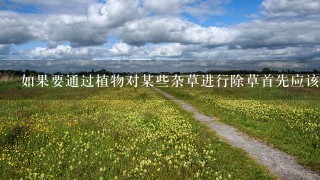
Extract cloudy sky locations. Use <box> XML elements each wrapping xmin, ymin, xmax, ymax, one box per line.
<box><xmin>0</xmin><ymin>0</ymin><xmax>320</xmax><ymax>63</ymax></box>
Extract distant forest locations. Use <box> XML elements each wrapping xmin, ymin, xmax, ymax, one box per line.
<box><xmin>0</xmin><ymin>68</ymin><xmax>319</xmax><ymax>76</ymax></box>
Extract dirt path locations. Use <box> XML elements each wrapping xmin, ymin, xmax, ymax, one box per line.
<box><xmin>153</xmin><ymin>87</ymin><xmax>320</xmax><ymax>180</ymax></box>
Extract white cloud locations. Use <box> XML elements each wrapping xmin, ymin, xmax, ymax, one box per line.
<box><xmin>261</xmin><ymin>0</ymin><xmax>320</xmax><ymax>18</ymax></box>
<box><xmin>27</xmin><ymin>42</ymin><xmax>320</xmax><ymax>61</ymax></box>
<box><xmin>42</xmin><ymin>15</ymin><xmax>109</xmax><ymax>47</ymax></box>
<box><xmin>143</xmin><ymin>0</ymin><xmax>192</xmax><ymax>14</ymax></box>
<box><xmin>88</xmin><ymin>0</ymin><xmax>145</xmax><ymax>28</ymax></box>
<box><xmin>149</xmin><ymin>43</ymin><xmax>184</xmax><ymax>57</ymax></box>
<box><xmin>232</xmin><ymin>19</ymin><xmax>320</xmax><ymax>49</ymax></box>
<box><xmin>0</xmin><ymin>0</ymin><xmax>149</xmax><ymax>47</ymax></box>
<box><xmin>190</xmin><ymin>45</ymin><xmax>320</xmax><ymax>60</ymax></box>
<box><xmin>109</xmin><ymin>43</ymin><xmax>135</xmax><ymax>55</ymax></box>
<box><xmin>1</xmin><ymin>0</ymin><xmax>320</xmax><ymax>61</ymax></box>
<box><xmin>0</xmin><ymin>11</ymin><xmax>107</xmax><ymax>47</ymax></box>
<box><xmin>143</xmin><ymin>0</ymin><xmax>226</xmax><ymax>18</ymax></box>
<box><xmin>0</xmin><ymin>12</ymin><xmax>35</xmax><ymax>44</ymax></box>
<box><xmin>118</xmin><ymin>17</ymin><xmax>237</xmax><ymax>46</ymax></box>
<box><xmin>30</xmin><ymin>45</ymin><xmax>92</xmax><ymax>60</ymax></box>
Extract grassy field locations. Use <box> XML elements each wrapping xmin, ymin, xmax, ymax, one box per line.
<box><xmin>0</xmin><ymin>81</ymin><xmax>274</xmax><ymax>179</ymax></box>
<box><xmin>161</xmin><ymin>85</ymin><xmax>320</xmax><ymax>174</ymax></box>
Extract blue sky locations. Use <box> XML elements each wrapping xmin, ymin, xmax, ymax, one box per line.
<box><xmin>0</xmin><ymin>0</ymin><xmax>320</xmax><ymax>65</ymax></box>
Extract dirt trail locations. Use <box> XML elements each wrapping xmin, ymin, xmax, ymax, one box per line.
<box><xmin>153</xmin><ymin>87</ymin><xmax>320</xmax><ymax>180</ymax></box>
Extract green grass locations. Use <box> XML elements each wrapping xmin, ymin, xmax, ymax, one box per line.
<box><xmin>161</xmin><ymin>85</ymin><xmax>320</xmax><ymax>174</ymax></box>
<box><xmin>0</xmin><ymin>84</ymin><xmax>274</xmax><ymax>179</ymax></box>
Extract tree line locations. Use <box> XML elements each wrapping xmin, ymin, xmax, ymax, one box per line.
<box><xmin>0</xmin><ymin>68</ymin><xmax>319</xmax><ymax>77</ymax></box>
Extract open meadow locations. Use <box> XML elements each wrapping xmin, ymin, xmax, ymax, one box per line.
<box><xmin>0</xmin><ymin>80</ymin><xmax>275</xmax><ymax>179</ymax></box>
<box><xmin>162</xmin><ymin>83</ymin><xmax>320</xmax><ymax>174</ymax></box>
<box><xmin>1</xmin><ymin>74</ymin><xmax>320</xmax><ymax>179</ymax></box>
